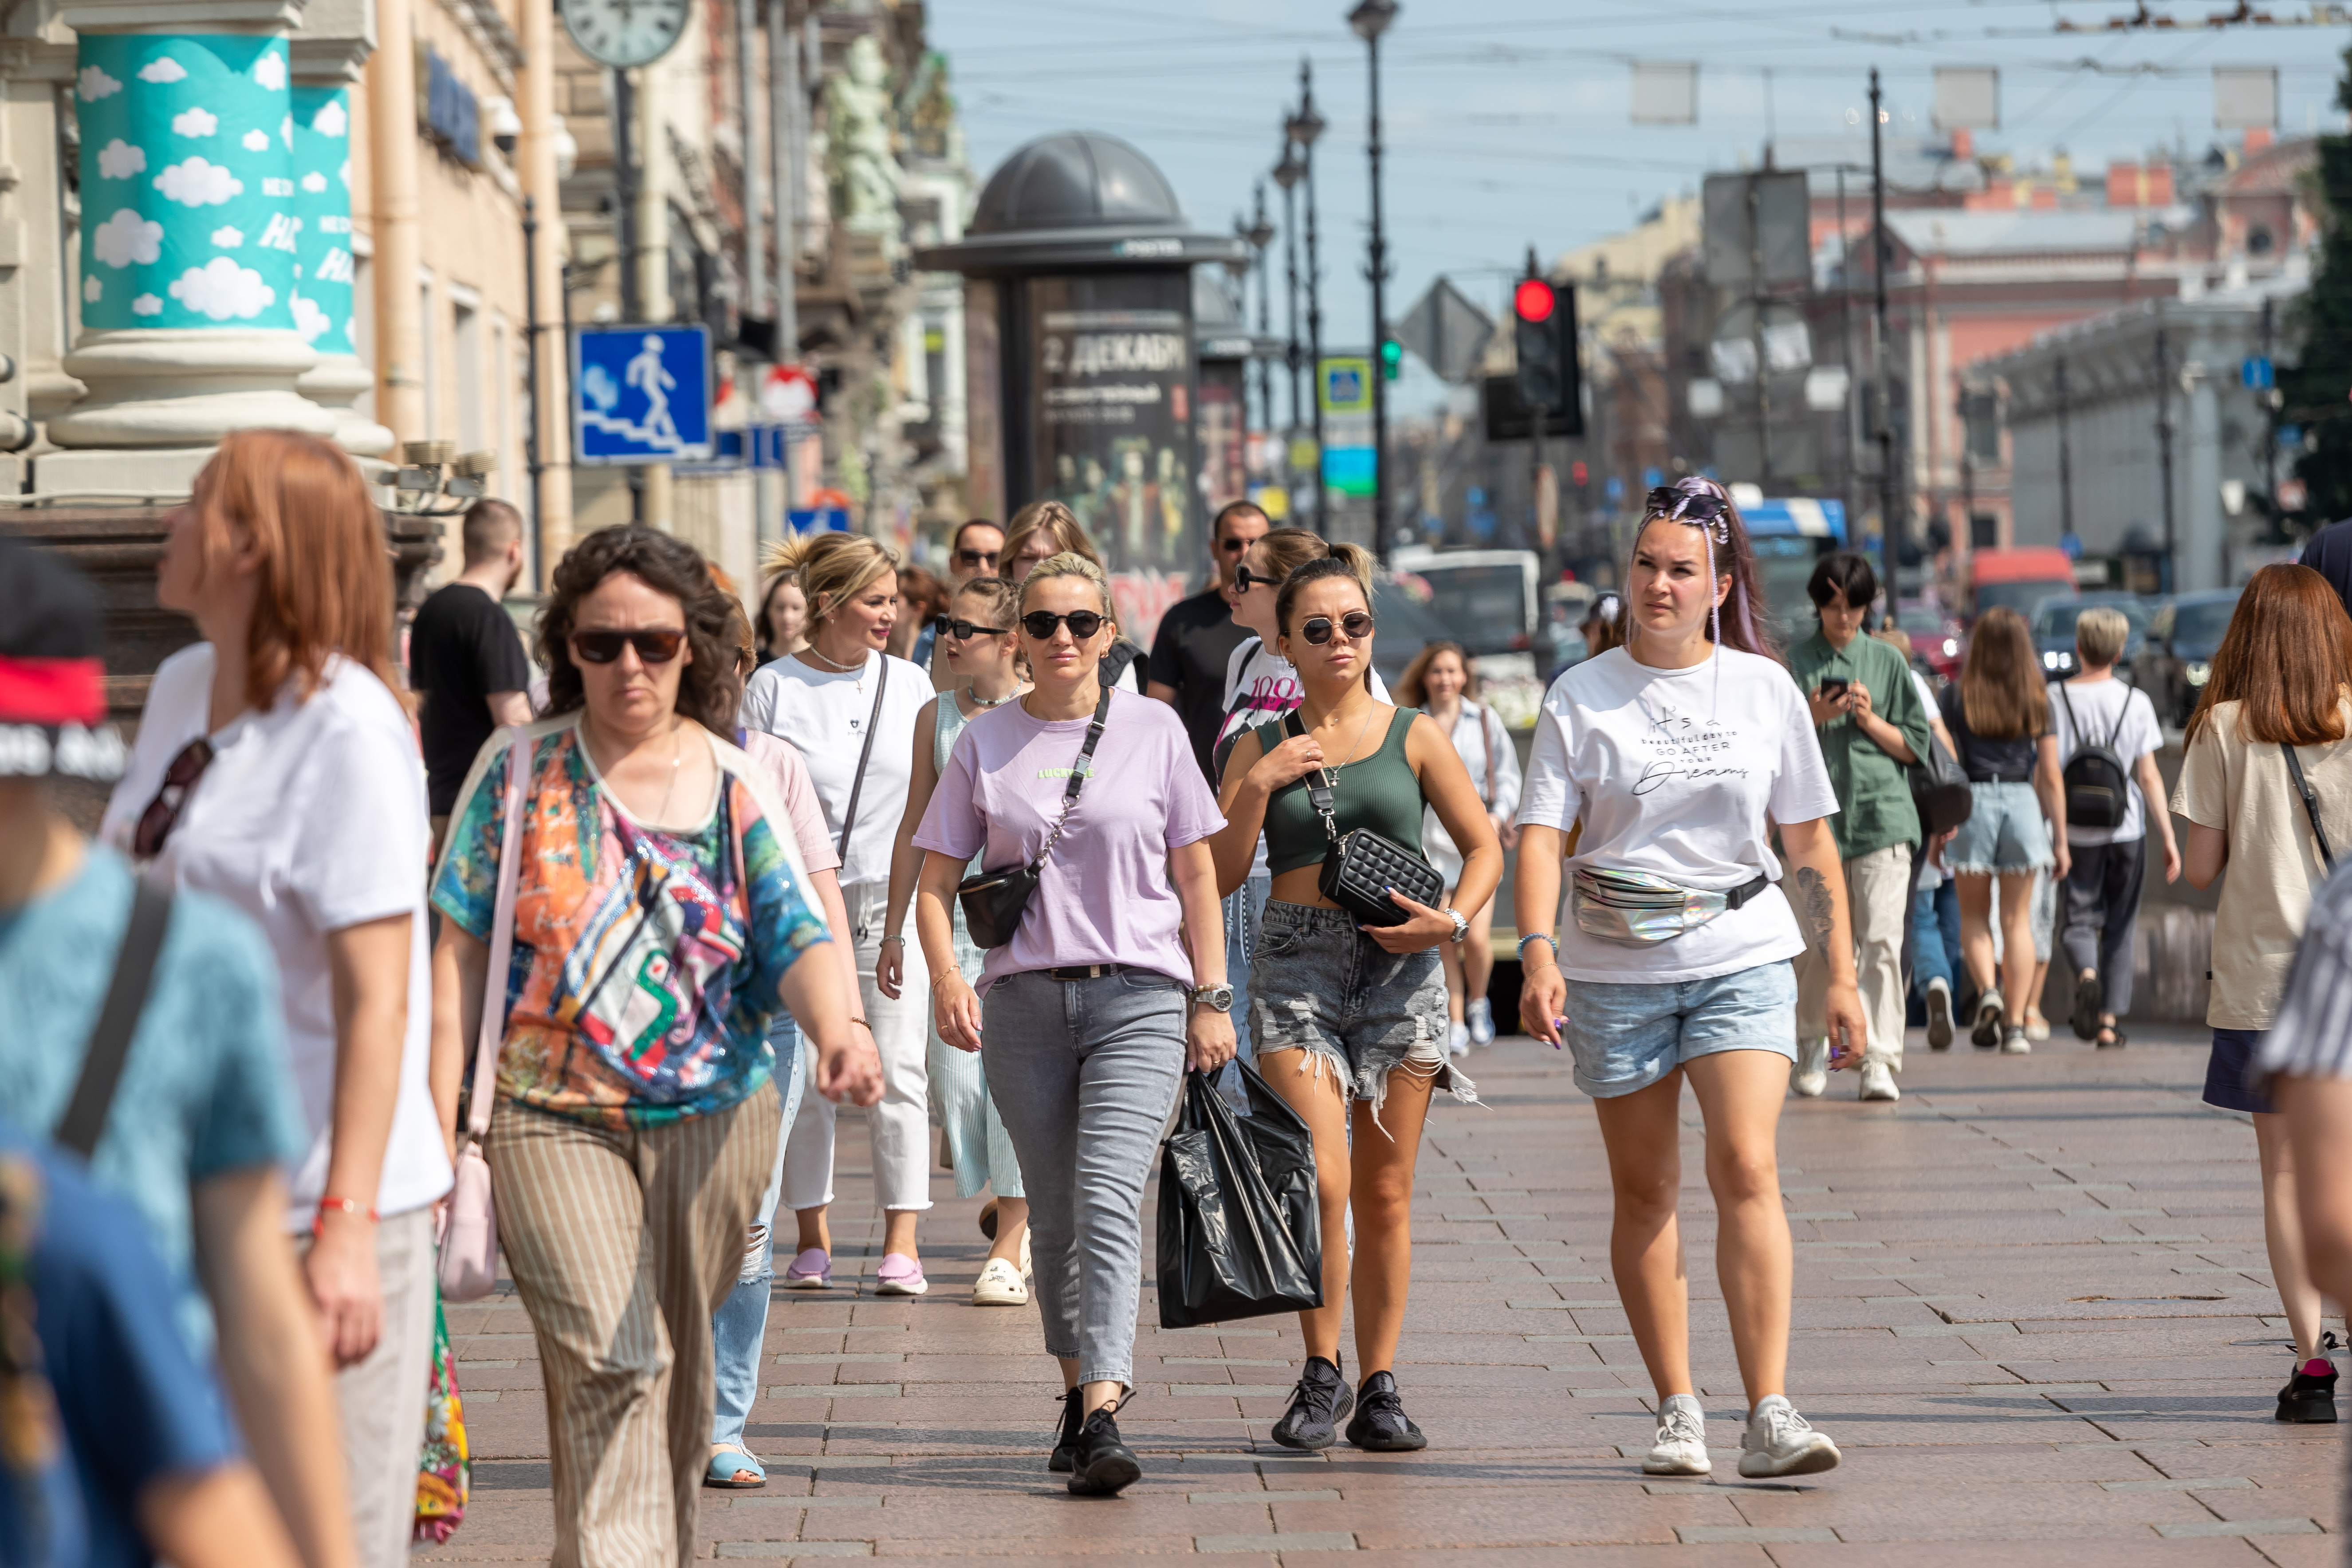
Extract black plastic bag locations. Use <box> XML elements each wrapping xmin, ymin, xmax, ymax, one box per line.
<box><xmin>1156</xmin><ymin>1062</ymin><xmax>1322</xmax><ymax>1328</ymax></box>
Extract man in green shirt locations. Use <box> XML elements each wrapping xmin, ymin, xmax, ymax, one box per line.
<box><xmin>1787</xmin><ymin>552</ymin><xmax>1933</xmax><ymax>1103</ymax></box>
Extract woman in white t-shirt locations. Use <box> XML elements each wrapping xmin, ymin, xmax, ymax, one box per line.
<box><xmin>101</xmin><ymin>430</ymin><xmax>455</xmax><ymax>1568</ymax></box>
<box><xmin>1513</xmin><ymin>477</ymin><xmax>1862</xmax><ymax>1485</ymax></box>
<box><xmin>2048</xmin><ymin>606</ymin><xmax>2180</xmax><ymax>1050</ymax></box>
<box><xmin>741</xmin><ymin>532</ymin><xmax>936</xmax><ymax>1295</ymax></box>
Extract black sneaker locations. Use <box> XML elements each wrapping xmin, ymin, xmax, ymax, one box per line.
<box><xmin>1066</xmin><ymin>1404</ymin><xmax>1143</xmax><ymax>1496</ymax></box>
<box><xmin>1271</xmin><ymin>1356</ymin><xmax>1353</xmax><ymax>1451</ymax></box>
<box><xmin>1048</xmin><ymin>1389</ymin><xmax>1083</xmax><ymax>1474</ymax></box>
<box><xmin>2278</xmin><ymin>1358</ymin><xmax>2339</xmax><ymax>1424</ymax></box>
<box><xmin>1344</xmin><ymin>1371</ymin><xmax>1428</xmax><ymax>1452</ymax></box>
<box><xmin>2070</xmin><ymin>971</ymin><xmax>2103</xmax><ymax>1041</ymax></box>
<box><xmin>1970</xmin><ymin>993</ymin><xmax>2005</xmax><ymax>1049</ymax></box>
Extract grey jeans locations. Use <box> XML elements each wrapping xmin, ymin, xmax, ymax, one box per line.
<box><xmin>980</xmin><ymin>966</ymin><xmax>1188</xmax><ymax>1388</ymax></box>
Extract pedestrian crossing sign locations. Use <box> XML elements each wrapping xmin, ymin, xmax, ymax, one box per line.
<box><xmin>573</xmin><ymin>323</ymin><xmax>715</xmax><ymax>465</ymax></box>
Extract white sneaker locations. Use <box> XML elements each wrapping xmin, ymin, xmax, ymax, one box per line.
<box><xmin>1858</xmin><ymin>1057</ymin><xmax>1900</xmax><ymax>1101</ymax></box>
<box><xmin>1924</xmin><ymin>977</ymin><xmax>1954</xmax><ymax>1050</ymax></box>
<box><xmin>2025</xmin><ymin>1011</ymin><xmax>2051</xmax><ymax>1042</ymax></box>
<box><xmin>1738</xmin><ymin>1395</ymin><xmax>1841</xmax><ymax>1478</ymax></box>
<box><xmin>1466</xmin><ymin>996</ymin><xmax>1496</xmax><ymax>1046</ymax></box>
<box><xmin>1447</xmin><ymin>1021</ymin><xmax>1471</xmax><ymax>1060</ymax></box>
<box><xmin>2000</xmin><ymin>1026</ymin><xmax>2032</xmax><ymax>1055</ymax></box>
<box><xmin>971</xmin><ymin>1257</ymin><xmax>1029</xmax><ymax>1307</ymax></box>
<box><xmin>1642</xmin><ymin>1393</ymin><xmax>1711</xmax><ymax>1475</ymax></box>
<box><xmin>1790</xmin><ymin>1036</ymin><xmax>1829</xmax><ymax>1097</ymax></box>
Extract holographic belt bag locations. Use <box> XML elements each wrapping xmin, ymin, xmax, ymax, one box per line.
<box><xmin>1570</xmin><ymin>865</ymin><xmax>1773</xmax><ymax>946</ymax></box>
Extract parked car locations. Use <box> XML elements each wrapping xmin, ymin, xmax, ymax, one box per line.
<box><xmin>1894</xmin><ymin>601</ymin><xmax>1963</xmax><ymax>684</ymax></box>
<box><xmin>2134</xmin><ymin>587</ymin><xmax>2243</xmax><ymax>727</ymax></box>
<box><xmin>2031</xmin><ymin>592</ymin><xmax>2151</xmax><ymax>681</ymax></box>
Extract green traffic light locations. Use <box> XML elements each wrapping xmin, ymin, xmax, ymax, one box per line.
<box><xmin>1381</xmin><ymin>339</ymin><xmax>1401</xmax><ymax>380</ymax></box>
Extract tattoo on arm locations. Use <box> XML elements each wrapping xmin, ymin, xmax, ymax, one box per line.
<box><xmin>1793</xmin><ymin>865</ymin><xmax>1836</xmax><ymax>956</ymax></box>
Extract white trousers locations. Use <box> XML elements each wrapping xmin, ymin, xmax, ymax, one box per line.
<box><xmin>782</xmin><ymin>882</ymin><xmax>933</xmax><ymax>1213</ymax></box>
<box><xmin>1793</xmin><ymin>842</ymin><xmax>1914</xmax><ymax>1068</ymax></box>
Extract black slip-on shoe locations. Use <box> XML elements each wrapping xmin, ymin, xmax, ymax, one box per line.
<box><xmin>2279</xmin><ymin>1360</ymin><xmax>2339</xmax><ymax>1424</ymax></box>
<box><xmin>1344</xmin><ymin>1371</ymin><xmax>1428</xmax><ymax>1452</ymax></box>
<box><xmin>1271</xmin><ymin>1356</ymin><xmax>1353</xmax><ymax>1451</ymax></box>
<box><xmin>1048</xmin><ymin>1389</ymin><xmax>1083</xmax><ymax>1474</ymax></box>
<box><xmin>2071</xmin><ymin>972</ymin><xmax>2103</xmax><ymax>1041</ymax></box>
<box><xmin>1970</xmin><ymin>993</ymin><xmax>2005</xmax><ymax>1049</ymax></box>
<box><xmin>1066</xmin><ymin>1406</ymin><xmax>1143</xmax><ymax>1496</ymax></box>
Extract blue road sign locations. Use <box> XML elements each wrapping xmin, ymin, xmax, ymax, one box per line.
<box><xmin>2243</xmin><ymin>356</ymin><xmax>2275</xmax><ymax>391</ymax></box>
<box><xmin>574</xmin><ymin>324</ymin><xmax>714</xmax><ymax>465</ymax></box>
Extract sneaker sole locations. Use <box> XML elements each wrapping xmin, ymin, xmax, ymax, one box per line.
<box><xmin>2277</xmin><ymin>1397</ymin><xmax>2338</xmax><ymax>1424</ymax></box>
<box><xmin>874</xmin><ymin>1277</ymin><xmax>929</xmax><ymax>1296</ymax></box>
<box><xmin>2071</xmin><ymin>976</ymin><xmax>2103</xmax><ymax>1041</ymax></box>
<box><xmin>1641</xmin><ymin>1450</ymin><xmax>1712</xmax><ymax>1476</ymax></box>
<box><xmin>2000</xmin><ymin>1037</ymin><xmax>2032</xmax><ymax>1055</ymax></box>
<box><xmin>971</xmin><ymin>1289</ymin><xmax>1028</xmax><ymax>1306</ymax></box>
<box><xmin>1859</xmin><ymin>1082</ymin><xmax>1900</xmax><ymax>1102</ymax></box>
<box><xmin>1271</xmin><ymin>1389</ymin><xmax>1354</xmax><ymax>1451</ymax></box>
<box><xmin>1926</xmin><ymin>998</ymin><xmax>1953</xmax><ymax>1050</ymax></box>
<box><xmin>1738</xmin><ymin>1439</ymin><xmax>1841</xmax><ymax>1478</ymax></box>
<box><xmin>1970</xmin><ymin>1000</ymin><xmax>2004</xmax><ymax>1049</ymax></box>
<box><xmin>1345</xmin><ymin>1422</ymin><xmax>1428</xmax><ymax>1452</ymax></box>
<box><xmin>782</xmin><ymin>1275</ymin><xmax>830</xmax><ymax>1290</ymax></box>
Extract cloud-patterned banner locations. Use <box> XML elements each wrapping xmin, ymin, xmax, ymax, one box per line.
<box><xmin>289</xmin><ymin>85</ymin><xmax>354</xmax><ymax>357</ymax></box>
<box><xmin>75</xmin><ymin>34</ymin><xmax>294</xmax><ymax>334</ymax></box>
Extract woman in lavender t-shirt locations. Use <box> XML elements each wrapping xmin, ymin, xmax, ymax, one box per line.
<box><xmin>912</xmin><ymin>553</ymin><xmax>1231</xmax><ymax>1501</ymax></box>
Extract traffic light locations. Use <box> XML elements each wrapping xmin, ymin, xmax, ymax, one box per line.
<box><xmin>1380</xmin><ymin>338</ymin><xmax>1402</xmax><ymax>380</ymax></box>
<box><xmin>1570</xmin><ymin>459</ymin><xmax>1588</xmax><ymax>487</ymax></box>
<box><xmin>1512</xmin><ymin>255</ymin><xmax>1583</xmax><ymax>436</ymax></box>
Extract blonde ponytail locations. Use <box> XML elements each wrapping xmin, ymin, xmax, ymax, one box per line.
<box><xmin>759</xmin><ymin>531</ymin><xmax>899</xmax><ymax>625</ymax></box>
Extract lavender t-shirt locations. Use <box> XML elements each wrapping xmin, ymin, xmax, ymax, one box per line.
<box><xmin>913</xmin><ymin>688</ymin><xmax>1225</xmax><ymax>995</ymax></box>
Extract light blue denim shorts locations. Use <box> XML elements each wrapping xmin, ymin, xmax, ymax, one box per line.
<box><xmin>1561</xmin><ymin>961</ymin><xmax>1798</xmax><ymax>1099</ymax></box>
<box><xmin>1946</xmin><ymin>780</ymin><xmax>2054</xmax><ymax>876</ymax></box>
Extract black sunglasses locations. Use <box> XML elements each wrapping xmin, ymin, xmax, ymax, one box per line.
<box><xmin>572</xmin><ymin>628</ymin><xmax>686</xmax><ymax>664</ymax></box>
<box><xmin>1020</xmin><ymin>609</ymin><xmax>1106</xmax><ymax>641</ymax></box>
<box><xmin>1299</xmin><ymin>612</ymin><xmax>1375</xmax><ymax>646</ymax></box>
<box><xmin>933</xmin><ymin>615</ymin><xmax>1010</xmax><ymax>641</ymax></box>
<box><xmin>1218</xmin><ymin>536</ymin><xmax>1250</xmax><ymax>553</ymax></box>
<box><xmin>1644</xmin><ymin>485</ymin><xmax>1728</xmax><ymax>523</ymax></box>
<box><xmin>956</xmin><ymin>548</ymin><xmax>1000</xmax><ymax>567</ymax></box>
<box><xmin>134</xmin><ymin>736</ymin><xmax>215</xmax><ymax>859</ymax></box>
<box><xmin>1233</xmin><ymin>563</ymin><xmax>1274</xmax><ymax>593</ymax></box>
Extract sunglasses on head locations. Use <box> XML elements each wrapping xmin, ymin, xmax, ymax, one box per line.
<box><xmin>1298</xmin><ymin>611</ymin><xmax>1374</xmax><ymax>646</ymax></box>
<box><xmin>133</xmin><ymin>736</ymin><xmax>215</xmax><ymax>859</ymax></box>
<box><xmin>1020</xmin><ymin>609</ymin><xmax>1106</xmax><ymax>641</ymax></box>
<box><xmin>934</xmin><ymin>615</ymin><xmax>1010</xmax><ymax>641</ymax></box>
<box><xmin>1644</xmin><ymin>485</ymin><xmax>1728</xmax><ymax>523</ymax></box>
<box><xmin>571</xmin><ymin>628</ymin><xmax>686</xmax><ymax>664</ymax></box>
<box><xmin>956</xmin><ymin>547</ymin><xmax>1000</xmax><ymax>568</ymax></box>
<box><xmin>1232</xmin><ymin>563</ymin><xmax>1274</xmax><ymax>593</ymax></box>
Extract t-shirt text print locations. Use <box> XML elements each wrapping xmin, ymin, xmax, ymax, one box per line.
<box><xmin>1627</xmin><ymin>695</ymin><xmax>1749</xmax><ymax>797</ymax></box>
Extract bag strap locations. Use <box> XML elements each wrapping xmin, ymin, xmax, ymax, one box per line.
<box><xmin>2285</xmin><ymin>741</ymin><xmax>2338</xmax><ymax>875</ymax></box>
<box><xmin>2057</xmin><ymin>682</ymin><xmax>2083</xmax><ymax>759</ymax></box>
<box><xmin>467</xmin><ymin>729</ymin><xmax>533</xmax><ymax>1142</ymax></box>
<box><xmin>2103</xmin><ymin>689</ymin><xmax>2132</xmax><ymax>751</ymax></box>
<box><xmin>1029</xmin><ymin>683</ymin><xmax>1115</xmax><ymax>871</ymax></box>
<box><xmin>1283</xmin><ymin>709</ymin><xmax>1341</xmax><ymax>844</ymax></box>
<box><xmin>834</xmin><ymin>657</ymin><xmax>889</xmax><ymax>862</ymax></box>
<box><xmin>55</xmin><ymin>874</ymin><xmax>173</xmax><ymax>1159</ymax></box>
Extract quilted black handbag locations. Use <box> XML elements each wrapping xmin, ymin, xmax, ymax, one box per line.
<box><xmin>957</xmin><ymin>685</ymin><xmax>1110</xmax><ymax>948</ymax></box>
<box><xmin>1282</xmin><ymin>710</ymin><xmax>1446</xmax><ymax>928</ymax></box>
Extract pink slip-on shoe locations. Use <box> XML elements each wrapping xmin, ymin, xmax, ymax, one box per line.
<box><xmin>782</xmin><ymin>1248</ymin><xmax>831</xmax><ymax>1289</ymax></box>
<box><xmin>874</xmin><ymin>1253</ymin><xmax>928</xmax><ymax>1296</ymax></box>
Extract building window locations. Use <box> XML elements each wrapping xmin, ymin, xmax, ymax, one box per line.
<box><xmin>452</xmin><ymin>289</ymin><xmax>483</xmax><ymax>455</ymax></box>
<box><xmin>418</xmin><ymin>273</ymin><xmax>439</xmax><ymax>440</ymax></box>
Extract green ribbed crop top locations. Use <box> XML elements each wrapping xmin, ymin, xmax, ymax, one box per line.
<box><xmin>1253</xmin><ymin>707</ymin><xmax>1426</xmax><ymax>877</ymax></box>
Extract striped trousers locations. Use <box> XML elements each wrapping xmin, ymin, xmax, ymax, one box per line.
<box><xmin>486</xmin><ymin>1077</ymin><xmax>779</xmax><ymax>1568</ymax></box>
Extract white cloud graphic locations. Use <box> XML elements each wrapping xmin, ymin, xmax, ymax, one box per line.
<box><xmin>170</xmin><ymin>107</ymin><xmax>216</xmax><ymax>138</ymax></box>
<box><xmin>91</xmin><ymin>208</ymin><xmax>162</xmax><ymax>268</ymax></box>
<box><xmin>136</xmin><ymin>57</ymin><xmax>186</xmax><ymax>84</ymax></box>
<box><xmin>77</xmin><ymin>66</ymin><xmax>121</xmax><ymax>102</ymax></box>
<box><xmin>313</xmin><ymin>99</ymin><xmax>348</xmax><ymax>138</ymax></box>
<box><xmin>280</xmin><ymin>114</ymin><xmax>291</xmax><ymax>150</ymax></box>
<box><xmin>96</xmin><ymin>139</ymin><xmax>145</xmax><ymax>180</ymax></box>
<box><xmin>168</xmin><ymin>258</ymin><xmax>274</xmax><ymax>321</ymax></box>
<box><xmin>338</xmin><ymin>158</ymin><xmax>351</xmax><ymax>189</ymax></box>
<box><xmin>241</xmin><ymin>129</ymin><xmax>269</xmax><ymax>152</ymax></box>
<box><xmin>299</xmin><ymin>171</ymin><xmax>327</xmax><ymax>194</ymax></box>
<box><xmin>153</xmin><ymin>158</ymin><xmax>242</xmax><ymax>207</ymax></box>
<box><xmin>252</xmin><ymin>51</ymin><xmax>285</xmax><ymax>92</ymax></box>
<box><xmin>83</xmin><ymin>275</ymin><xmax>99</xmax><ymax>303</ymax></box>
<box><xmin>209</xmin><ymin>225</ymin><xmax>242</xmax><ymax>248</ymax></box>
<box><xmin>131</xmin><ymin>294</ymin><xmax>161</xmax><ymax>316</ymax></box>
<box><xmin>291</xmin><ymin>294</ymin><xmax>330</xmax><ymax>343</ymax></box>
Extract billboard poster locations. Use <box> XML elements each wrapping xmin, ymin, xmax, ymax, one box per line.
<box><xmin>1196</xmin><ymin>359</ymin><xmax>1248</xmax><ymax>520</ymax></box>
<box><xmin>1028</xmin><ymin>273</ymin><xmax>1198</xmax><ymax>642</ymax></box>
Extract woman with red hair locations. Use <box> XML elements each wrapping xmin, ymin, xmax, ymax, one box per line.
<box><xmin>102</xmin><ymin>429</ymin><xmax>454</xmax><ymax>1568</ymax></box>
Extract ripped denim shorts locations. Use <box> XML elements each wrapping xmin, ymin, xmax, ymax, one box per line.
<box><xmin>1248</xmin><ymin>900</ymin><xmax>1476</xmax><ymax>1127</ymax></box>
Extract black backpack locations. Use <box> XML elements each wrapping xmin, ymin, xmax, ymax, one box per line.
<box><xmin>2056</xmin><ymin>683</ymin><xmax>2134</xmax><ymax>830</ymax></box>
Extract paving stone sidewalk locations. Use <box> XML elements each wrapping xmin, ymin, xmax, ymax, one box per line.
<box><xmin>421</xmin><ymin>1024</ymin><xmax>2345</xmax><ymax>1564</ymax></box>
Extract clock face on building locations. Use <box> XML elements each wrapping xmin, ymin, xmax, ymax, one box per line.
<box><xmin>559</xmin><ymin>0</ymin><xmax>688</xmax><ymax>69</ymax></box>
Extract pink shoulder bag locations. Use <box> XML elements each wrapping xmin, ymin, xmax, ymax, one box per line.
<box><xmin>437</xmin><ymin>731</ymin><xmax>529</xmax><ymax>1302</ymax></box>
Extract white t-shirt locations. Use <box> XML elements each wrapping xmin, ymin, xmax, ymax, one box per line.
<box><xmin>740</xmin><ymin>651</ymin><xmax>930</xmax><ymax>889</ymax></box>
<box><xmin>1214</xmin><ymin>635</ymin><xmax>1392</xmax><ymax>881</ymax></box>
<box><xmin>99</xmin><ymin>647</ymin><xmax>452</xmax><ymax>1227</ymax></box>
<box><xmin>2048</xmin><ymin>677</ymin><xmax>2162</xmax><ymax>846</ymax></box>
<box><xmin>1517</xmin><ymin>645</ymin><xmax>1841</xmax><ymax>983</ymax></box>
<box><xmin>1911</xmin><ymin>669</ymin><xmax>1949</xmax><ymax>885</ymax></box>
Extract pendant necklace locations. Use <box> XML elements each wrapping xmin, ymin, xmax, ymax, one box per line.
<box><xmin>803</xmin><ymin>643</ymin><xmax>867</xmax><ymax>692</ymax></box>
<box><xmin>652</xmin><ymin>720</ymin><xmax>684</xmax><ymax>824</ymax></box>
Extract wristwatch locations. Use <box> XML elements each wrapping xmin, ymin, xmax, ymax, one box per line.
<box><xmin>1188</xmin><ymin>983</ymin><xmax>1235</xmax><ymax>1013</ymax></box>
<box><xmin>1443</xmin><ymin>907</ymin><xmax>1469</xmax><ymax>945</ymax></box>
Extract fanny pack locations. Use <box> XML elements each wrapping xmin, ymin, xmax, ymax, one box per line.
<box><xmin>1570</xmin><ymin>865</ymin><xmax>1772</xmax><ymax>946</ymax></box>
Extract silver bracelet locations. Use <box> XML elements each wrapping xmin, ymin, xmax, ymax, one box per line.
<box><xmin>878</xmin><ymin>934</ymin><xmax>905</xmax><ymax>946</ymax></box>
<box><xmin>1517</xmin><ymin>932</ymin><xmax>1560</xmax><ymax>963</ymax></box>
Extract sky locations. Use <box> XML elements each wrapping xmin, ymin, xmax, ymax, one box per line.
<box><xmin>925</xmin><ymin>0</ymin><xmax>2352</xmax><ymax>416</ymax></box>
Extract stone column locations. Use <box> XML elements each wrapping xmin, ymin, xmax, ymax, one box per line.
<box><xmin>41</xmin><ymin>9</ymin><xmax>335</xmax><ymax>495</ymax></box>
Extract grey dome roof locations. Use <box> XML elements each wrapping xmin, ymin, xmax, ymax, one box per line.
<box><xmin>969</xmin><ymin>132</ymin><xmax>1186</xmax><ymax>235</ymax></box>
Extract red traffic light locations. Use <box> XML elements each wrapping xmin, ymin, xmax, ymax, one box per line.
<box><xmin>1570</xmin><ymin>460</ymin><xmax>1588</xmax><ymax>486</ymax></box>
<box><xmin>1514</xmin><ymin>278</ymin><xmax>1556</xmax><ymax>323</ymax></box>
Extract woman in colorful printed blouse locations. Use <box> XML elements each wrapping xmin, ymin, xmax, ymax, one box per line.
<box><xmin>429</xmin><ymin>526</ymin><xmax>877</xmax><ymax>1566</ymax></box>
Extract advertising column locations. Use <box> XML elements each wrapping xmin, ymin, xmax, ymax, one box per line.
<box><xmin>291</xmin><ymin>81</ymin><xmax>391</xmax><ymax>456</ymax></box>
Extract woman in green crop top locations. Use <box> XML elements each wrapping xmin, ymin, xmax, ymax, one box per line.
<box><xmin>1208</xmin><ymin>556</ymin><xmax>1502</xmax><ymax>1455</ymax></box>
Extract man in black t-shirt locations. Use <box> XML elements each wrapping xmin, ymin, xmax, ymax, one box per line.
<box><xmin>409</xmin><ymin>499</ymin><xmax>533</xmax><ymax>837</ymax></box>
<box><xmin>1147</xmin><ymin>499</ymin><xmax>1267</xmax><ymax>782</ymax></box>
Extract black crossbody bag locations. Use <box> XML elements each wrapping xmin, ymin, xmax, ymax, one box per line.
<box><xmin>957</xmin><ymin>686</ymin><xmax>1112</xmax><ymax>948</ymax></box>
<box><xmin>1282</xmin><ymin>709</ymin><xmax>1445</xmax><ymax>928</ymax></box>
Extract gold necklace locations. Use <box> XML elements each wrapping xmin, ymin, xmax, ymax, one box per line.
<box><xmin>652</xmin><ymin>720</ymin><xmax>684</xmax><ymax>823</ymax></box>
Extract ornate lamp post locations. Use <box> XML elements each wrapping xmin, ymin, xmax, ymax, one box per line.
<box><xmin>1271</xmin><ymin>136</ymin><xmax>1305</xmax><ymax>441</ymax></box>
<box><xmin>1349</xmin><ymin>0</ymin><xmax>1397</xmax><ymax>558</ymax></box>
<box><xmin>1242</xmin><ymin>185</ymin><xmax>1274</xmax><ymax>449</ymax></box>
<box><xmin>1286</xmin><ymin>63</ymin><xmax>1327</xmax><ymax>535</ymax></box>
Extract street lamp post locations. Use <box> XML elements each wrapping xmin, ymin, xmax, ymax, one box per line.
<box><xmin>1272</xmin><ymin>137</ymin><xmax>1305</xmax><ymax>441</ymax></box>
<box><xmin>1289</xmin><ymin>61</ymin><xmax>1329</xmax><ymax>537</ymax></box>
<box><xmin>1350</xmin><ymin>0</ymin><xmax>1397</xmax><ymax>562</ymax></box>
<box><xmin>1244</xmin><ymin>184</ymin><xmax>1275</xmax><ymax>452</ymax></box>
<box><xmin>1868</xmin><ymin>67</ymin><xmax>1895</xmax><ymax>589</ymax></box>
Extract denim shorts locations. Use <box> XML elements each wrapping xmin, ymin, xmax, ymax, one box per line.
<box><xmin>1250</xmin><ymin>900</ymin><xmax>1476</xmax><ymax>1127</ymax></box>
<box><xmin>1561</xmin><ymin>961</ymin><xmax>1798</xmax><ymax>1099</ymax></box>
<box><xmin>1947</xmin><ymin>780</ymin><xmax>2053</xmax><ymax>876</ymax></box>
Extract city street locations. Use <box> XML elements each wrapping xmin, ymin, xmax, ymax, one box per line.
<box><xmin>425</xmin><ymin>1025</ymin><xmax>2344</xmax><ymax>1564</ymax></box>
